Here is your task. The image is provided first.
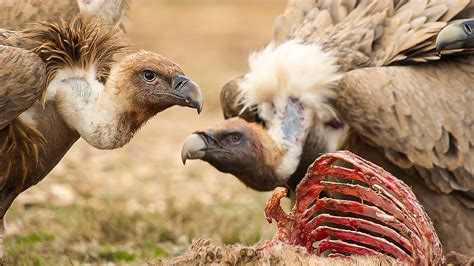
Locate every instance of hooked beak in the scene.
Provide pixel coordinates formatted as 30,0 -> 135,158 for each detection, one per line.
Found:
181,133 -> 207,164
171,74 -> 203,114
436,20 -> 474,54
181,131 -> 227,165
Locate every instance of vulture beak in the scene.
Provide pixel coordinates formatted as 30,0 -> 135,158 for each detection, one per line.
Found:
171,74 -> 203,114
181,131 -> 226,164
181,133 -> 207,164
436,20 -> 474,54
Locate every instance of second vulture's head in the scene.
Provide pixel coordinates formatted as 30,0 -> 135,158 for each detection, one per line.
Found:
182,118 -> 284,191
436,19 -> 474,53
182,41 -> 349,192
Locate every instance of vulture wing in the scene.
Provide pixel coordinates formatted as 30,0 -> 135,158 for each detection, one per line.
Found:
0,45 -> 46,130
337,60 -> 474,200
0,0 -> 79,31
273,0 -> 469,69
0,29 -> 27,48
223,0 -> 470,118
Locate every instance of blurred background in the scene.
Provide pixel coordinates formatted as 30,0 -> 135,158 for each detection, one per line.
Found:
5,0 -> 289,264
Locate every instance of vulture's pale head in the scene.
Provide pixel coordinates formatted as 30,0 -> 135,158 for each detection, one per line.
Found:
107,51 -> 203,115
436,19 -> 474,53
31,17 -> 203,150
183,41 -> 350,191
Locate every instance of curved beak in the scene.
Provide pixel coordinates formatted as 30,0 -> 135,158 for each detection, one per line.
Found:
436,20 -> 474,54
172,74 -> 203,114
181,133 -> 207,165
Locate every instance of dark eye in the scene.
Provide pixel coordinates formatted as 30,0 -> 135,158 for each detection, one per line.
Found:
143,70 -> 156,83
226,134 -> 241,145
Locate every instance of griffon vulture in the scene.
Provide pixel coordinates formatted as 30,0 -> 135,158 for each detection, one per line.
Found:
182,0 -> 474,255
0,0 -> 128,30
0,17 -> 203,258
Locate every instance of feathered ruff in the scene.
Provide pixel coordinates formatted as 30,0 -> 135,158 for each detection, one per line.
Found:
238,40 -> 342,119
23,16 -> 127,104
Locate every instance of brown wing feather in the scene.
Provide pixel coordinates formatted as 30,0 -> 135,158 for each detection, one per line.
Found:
337,60 -> 474,195
0,29 -> 26,47
0,0 -> 79,31
272,0 -> 469,70
0,45 -> 46,130
0,0 -> 131,31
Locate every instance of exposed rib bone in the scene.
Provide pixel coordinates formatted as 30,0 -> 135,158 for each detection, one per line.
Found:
265,151 -> 445,265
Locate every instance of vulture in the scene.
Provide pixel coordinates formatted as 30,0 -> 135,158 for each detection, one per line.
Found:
0,0 -> 129,31
0,17 -> 203,258
182,0 -> 474,256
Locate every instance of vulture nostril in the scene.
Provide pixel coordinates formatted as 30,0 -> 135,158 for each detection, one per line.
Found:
465,24 -> 472,34
175,80 -> 189,91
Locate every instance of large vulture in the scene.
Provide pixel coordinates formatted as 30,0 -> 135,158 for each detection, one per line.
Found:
0,0 -> 129,31
182,0 -> 474,256
0,17 -> 203,259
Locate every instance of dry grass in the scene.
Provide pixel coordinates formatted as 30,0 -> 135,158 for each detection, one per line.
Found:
153,239 -> 406,266
4,0 -> 289,264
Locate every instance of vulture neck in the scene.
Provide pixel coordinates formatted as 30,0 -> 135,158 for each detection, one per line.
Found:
239,40 -> 345,184
264,98 -> 315,180
49,66 -> 143,150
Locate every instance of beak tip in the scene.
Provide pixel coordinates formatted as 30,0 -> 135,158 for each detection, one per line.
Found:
181,133 -> 207,165
181,149 -> 190,165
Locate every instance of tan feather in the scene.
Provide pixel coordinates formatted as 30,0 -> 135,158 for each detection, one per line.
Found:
338,61 -> 474,194
0,0 -> 130,31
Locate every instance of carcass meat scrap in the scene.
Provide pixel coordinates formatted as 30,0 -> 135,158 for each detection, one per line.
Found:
265,151 -> 445,265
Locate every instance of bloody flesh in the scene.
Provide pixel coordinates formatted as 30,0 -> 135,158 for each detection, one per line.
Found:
264,151 -> 445,265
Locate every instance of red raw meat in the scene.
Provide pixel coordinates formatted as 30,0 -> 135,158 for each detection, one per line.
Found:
265,151 -> 445,265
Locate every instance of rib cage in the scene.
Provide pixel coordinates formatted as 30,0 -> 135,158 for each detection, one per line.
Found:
265,151 -> 444,265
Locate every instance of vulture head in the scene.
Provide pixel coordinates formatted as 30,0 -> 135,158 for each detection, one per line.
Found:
182,42 -> 349,191
436,19 -> 474,53
104,51 -> 203,114
30,18 -> 203,150
182,118 -> 283,191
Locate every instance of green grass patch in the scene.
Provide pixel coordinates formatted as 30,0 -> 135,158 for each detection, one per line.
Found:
5,196 -> 273,264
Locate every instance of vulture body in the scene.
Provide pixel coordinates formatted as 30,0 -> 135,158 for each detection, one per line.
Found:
0,0 -> 129,31
182,0 -> 474,256
0,17 -> 203,259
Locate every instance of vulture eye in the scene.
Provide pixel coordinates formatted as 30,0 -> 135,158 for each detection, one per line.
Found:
226,134 -> 241,145
142,70 -> 157,83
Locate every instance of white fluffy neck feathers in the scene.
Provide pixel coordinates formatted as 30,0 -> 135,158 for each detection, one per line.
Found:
237,40 -> 346,180
47,65 -> 129,149
238,40 -> 342,110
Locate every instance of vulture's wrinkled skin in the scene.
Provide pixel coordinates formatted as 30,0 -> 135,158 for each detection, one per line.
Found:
182,0 -> 474,256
